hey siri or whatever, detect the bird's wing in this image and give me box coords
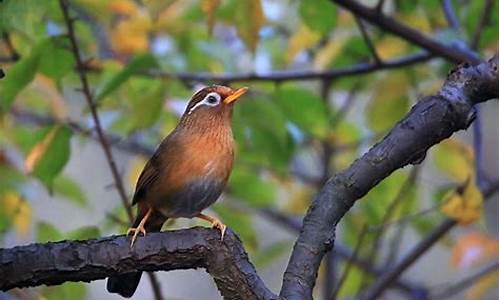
[132,153,161,205]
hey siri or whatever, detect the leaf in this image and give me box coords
[42,282,87,300]
[286,24,321,64]
[37,221,63,243]
[96,54,158,101]
[66,226,100,240]
[25,126,72,187]
[374,36,409,60]
[1,191,31,237]
[233,0,265,53]
[0,49,40,112]
[228,166,275,208]
[299,0,337,34]
[441,177,483,225]
[450,232,498,268]
[202,0,221,34]
[275,86,329,138]
[313,35,348,70]
[433,139,475,182]
[52,176,88,207]
[253,241,291,268]
[37,37,75,80]
[366,71,410,132]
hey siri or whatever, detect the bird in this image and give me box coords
[106,85,248,298]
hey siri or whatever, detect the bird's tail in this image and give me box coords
[107,213,166,298]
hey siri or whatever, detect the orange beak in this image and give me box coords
[224,87,248,104]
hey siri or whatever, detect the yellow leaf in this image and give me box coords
[128,157,147,187]
[108,0,138,16]
[313,33,349,70]
[451,232,498,268]
[286,24,321,64]
[398,11,432,33]
[1,191,32,237]
[441,178,484,225]
[375,36,409,60]
[433,139,475,182]
[234,0,265,53]
[283,180,315,214]
[202,0,221,34]
[25,127,59,173]
[465,271,498,300]
[110,13,152,56]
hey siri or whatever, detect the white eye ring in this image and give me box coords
[188,92,221,114]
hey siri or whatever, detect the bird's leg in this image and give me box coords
[127,208,152,248]
[197,213,227,241]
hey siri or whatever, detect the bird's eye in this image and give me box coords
[207,95,218,104]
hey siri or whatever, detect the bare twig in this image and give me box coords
[58,1,162,299]
[330,225,369,300]
[82,52,434,83]
[471,0,494,50]
[354,16,382,64]
[441,0,460,32]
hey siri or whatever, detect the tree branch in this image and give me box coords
[0,228,277,300]
[332,0,480,64]
[82,52,433,83]
[279,57,498,299]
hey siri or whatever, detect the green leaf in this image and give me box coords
[299,0,337,34]
[96,54,158,101]
[0,0,46,37]
[366,72,410,132]
[37,221,63,243]
[232,0,265,53]
[52,176,88,207]
[0,50,40,112]
[42,282,87,300]
[66,226,100,240]
[275,86,329,138]
[29,126,73,187]
[228,166,276,208]
[37,37,75,80]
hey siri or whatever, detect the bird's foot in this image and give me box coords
[197,213,227,241]
[126,226,147,248]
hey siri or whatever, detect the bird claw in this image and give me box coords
[127,226,147,248]
[211,219,227,241]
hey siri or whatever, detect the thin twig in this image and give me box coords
[81,52,434,83]
[431,261,499,299]
[471,0,494,50]
[374,0,385,13]
[330,225,369,300]
[354,16,382,64]
[58,1,162,299]
[441,0,460,32]
[360,167,419,290]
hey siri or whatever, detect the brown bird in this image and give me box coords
[107,85,248,298]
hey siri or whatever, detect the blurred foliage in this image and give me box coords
[0,0,498,299]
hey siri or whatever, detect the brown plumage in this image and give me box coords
[107,85,248,298]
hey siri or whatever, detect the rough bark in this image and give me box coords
[279,58,498,299]
[0,228,277,300]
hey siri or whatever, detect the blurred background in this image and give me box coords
[0,0,498,299]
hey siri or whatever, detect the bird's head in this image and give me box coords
[179,85,248,128]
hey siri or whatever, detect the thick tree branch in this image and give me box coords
[332,0,480,64]
[279,57,498,299]
[0,228,276,300]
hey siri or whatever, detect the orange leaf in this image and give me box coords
[450,232,498,268]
